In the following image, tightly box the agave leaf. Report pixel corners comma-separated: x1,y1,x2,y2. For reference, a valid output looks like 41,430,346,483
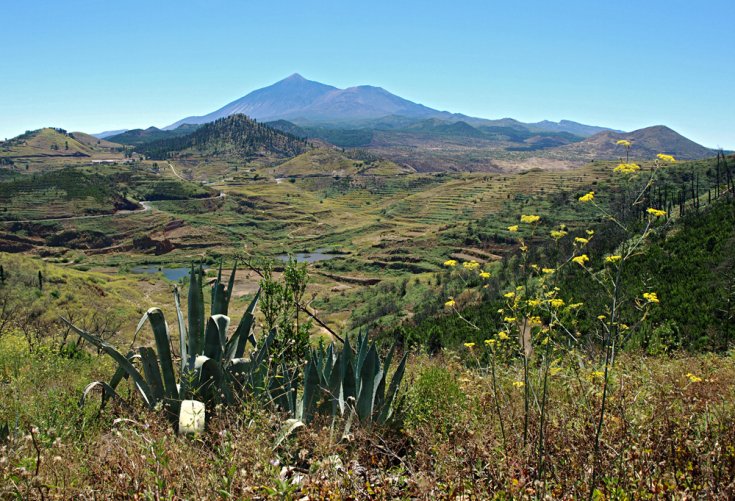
248,329,276,395
356,344,381,421
198,358,233,405
173,286,188,374
273,418,304,449
299,357,321,423
80,381,129,410
377,352,408,424
145,308,178,399
204,315,230,361
341,338,356,405
139,347,164,402
103,351,134,408
374,344,395,412
327,349,344,417
225,261,237,311
62,317,156,409
226,289,260,360
187,264,205,369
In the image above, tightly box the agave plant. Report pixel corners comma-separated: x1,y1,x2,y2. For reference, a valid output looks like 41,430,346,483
278,332,407,426
64,263,271,431
65,262,408,435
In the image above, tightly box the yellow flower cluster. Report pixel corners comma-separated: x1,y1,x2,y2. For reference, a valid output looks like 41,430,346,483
616,139,632,147
647,207,666,217
574,237,589,245
656,153,676,163
464,342,475,349
497,331,510,341
479,271,491,279
527,299,541,307
445,298,456,308
503,291,515,299
605,255,622,263
512,381,525,388
463,260,480,270
614,163,641,174
520,214,540,224
484,339,496,346
443,259,457,267
550,230,568,239
507,225,519,232
542,267,555,274
578,191,595,203
686,373,702,383
550,298,565,309
503,316,517,323
590,371,605,380
643,292,659,303
572,254,589,266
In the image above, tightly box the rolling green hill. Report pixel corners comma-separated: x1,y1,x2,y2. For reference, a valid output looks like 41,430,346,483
136,114,309,161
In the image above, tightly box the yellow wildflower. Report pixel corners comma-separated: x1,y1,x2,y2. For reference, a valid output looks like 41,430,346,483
550,298,565,309
569,302,583,309
549,366,563,377
572,254,589,266
503,291,515,299
605,255,622,263
590,371,605,380
574,237,589,245
586,229,595,236
530,264,539,270
512,381,525,388
614,163,641,174
616,139,631,147
445,298,456,308
464,342,475,349
520,214,540,224
597,315,606,321
484,339,496,346
550,230,568,239
504,317,517,323
527,299,541,307
463,260,480,270
507,225,519,232
643,292,659,303
657,153,676,163
443,259,457,267
498,331,510,340
579,191,595,203
542,267,555,274
686,373,702,383
647,207,666,218
479,271,491,279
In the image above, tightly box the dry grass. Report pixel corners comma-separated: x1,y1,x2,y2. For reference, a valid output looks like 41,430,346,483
2,348,734,499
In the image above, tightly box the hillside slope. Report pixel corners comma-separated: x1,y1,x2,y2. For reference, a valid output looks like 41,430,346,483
138,114,309,160
555,125,714,160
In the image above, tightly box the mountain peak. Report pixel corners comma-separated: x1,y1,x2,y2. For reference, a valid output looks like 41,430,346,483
283,73,306,82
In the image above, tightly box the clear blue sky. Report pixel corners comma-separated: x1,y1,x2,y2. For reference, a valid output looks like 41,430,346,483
2,0,733,148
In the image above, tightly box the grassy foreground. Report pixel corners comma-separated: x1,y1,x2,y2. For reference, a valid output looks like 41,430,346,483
1,333,734,498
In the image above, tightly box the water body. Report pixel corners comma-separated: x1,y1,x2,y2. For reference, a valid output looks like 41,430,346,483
276,250,341,263
131,265,198,281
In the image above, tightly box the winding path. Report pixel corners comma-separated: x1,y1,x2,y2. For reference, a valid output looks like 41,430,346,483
0,192,225,225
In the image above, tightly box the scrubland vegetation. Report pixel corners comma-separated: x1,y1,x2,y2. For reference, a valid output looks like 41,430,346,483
1,134,734,498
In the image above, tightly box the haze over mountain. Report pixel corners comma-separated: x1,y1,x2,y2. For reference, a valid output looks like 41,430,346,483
165,74,614,137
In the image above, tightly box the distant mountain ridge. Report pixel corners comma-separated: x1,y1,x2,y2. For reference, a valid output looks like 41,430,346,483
165,73,615,137
556,125,714,160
